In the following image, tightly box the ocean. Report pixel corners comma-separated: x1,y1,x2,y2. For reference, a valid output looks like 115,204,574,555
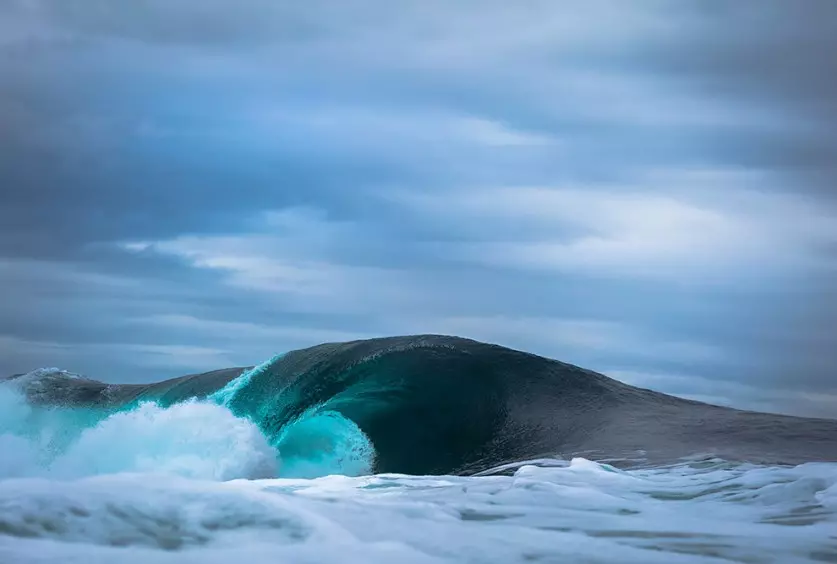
1,336,835,563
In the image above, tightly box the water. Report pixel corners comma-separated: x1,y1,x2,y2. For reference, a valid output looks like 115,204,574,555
2,336,836,563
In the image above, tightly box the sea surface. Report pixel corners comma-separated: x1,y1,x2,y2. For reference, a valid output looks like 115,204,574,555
2,336,835,563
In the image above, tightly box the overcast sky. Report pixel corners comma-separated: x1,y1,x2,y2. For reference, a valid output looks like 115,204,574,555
1,1,836,417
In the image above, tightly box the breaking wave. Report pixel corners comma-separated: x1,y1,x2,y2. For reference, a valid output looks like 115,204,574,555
4,335,837,480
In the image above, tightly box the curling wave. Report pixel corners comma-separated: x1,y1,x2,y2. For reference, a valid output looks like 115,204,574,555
4,335,837,478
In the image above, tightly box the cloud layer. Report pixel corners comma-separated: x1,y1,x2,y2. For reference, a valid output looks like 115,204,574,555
1,1,836,417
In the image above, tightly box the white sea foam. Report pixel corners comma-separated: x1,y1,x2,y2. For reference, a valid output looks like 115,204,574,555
0,459,835,563
0,386,278,481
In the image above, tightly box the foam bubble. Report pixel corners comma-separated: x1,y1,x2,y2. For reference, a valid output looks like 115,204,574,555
50,401,279,480
0,384,278,481
0,458,835,563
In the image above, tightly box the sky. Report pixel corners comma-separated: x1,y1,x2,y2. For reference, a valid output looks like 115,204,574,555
1,1,836,418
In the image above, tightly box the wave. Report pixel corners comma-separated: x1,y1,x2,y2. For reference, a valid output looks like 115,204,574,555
4,335,837,479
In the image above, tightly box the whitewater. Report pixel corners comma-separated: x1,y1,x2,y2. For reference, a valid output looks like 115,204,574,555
2,336,836,563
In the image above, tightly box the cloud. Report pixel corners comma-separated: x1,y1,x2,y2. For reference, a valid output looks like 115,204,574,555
131,314,373,346
397,173,837,282
128,211,416,315
124,204,728,371
255,108,558,150
21,1,669,50
1,0,836,417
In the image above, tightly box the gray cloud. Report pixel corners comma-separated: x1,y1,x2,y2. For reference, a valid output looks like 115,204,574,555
1,1,835,416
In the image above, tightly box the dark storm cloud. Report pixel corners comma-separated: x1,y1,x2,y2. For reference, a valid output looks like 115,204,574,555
650,1,837,396
664,2,837,115
644,2,837,188
0,44,411,257
0,1,835,414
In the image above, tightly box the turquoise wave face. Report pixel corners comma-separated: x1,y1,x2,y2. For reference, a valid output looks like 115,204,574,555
208,355,376,478
272,410,375,478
